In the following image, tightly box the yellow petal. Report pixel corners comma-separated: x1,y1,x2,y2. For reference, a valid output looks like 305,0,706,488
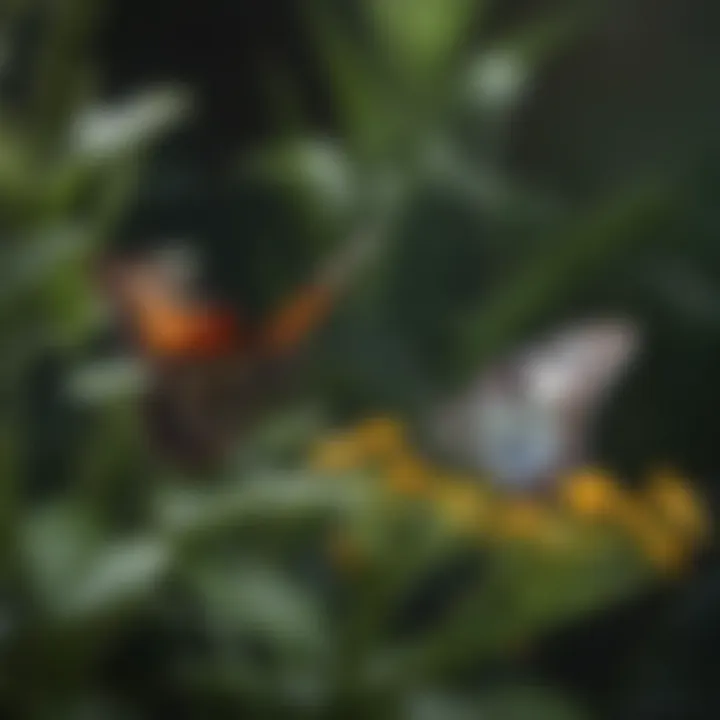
645,468,711,545
353,416,408,458
384,452,432,496
559,468,625,519
432,479,491,534
617,506,688,575
309,436,364,473
495,500,565,548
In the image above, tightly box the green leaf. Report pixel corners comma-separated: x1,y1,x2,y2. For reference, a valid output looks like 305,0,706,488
155,472,372,543
377,532,650,684
421,138,564,222
462,48,532,116
302,1,397,160
478,683,588,720
456,7,594,153
239,404,328,460
65,358,150,406
58,697,140,720
30,0,102,149
246,138,357,231
405,690,488,720
20,502,103,607
407,685,587,720
460,182,673,372
20,503,171,620
504,535,652,636
0,225,90,308
188,561,330,657
69,85,192,161
497,6,593,68
368,0,482,86
57,535,171,620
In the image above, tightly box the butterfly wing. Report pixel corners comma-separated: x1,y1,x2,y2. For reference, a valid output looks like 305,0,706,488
97,232,380,470
259,230,380,358
98,246,247,360
428,319,640,489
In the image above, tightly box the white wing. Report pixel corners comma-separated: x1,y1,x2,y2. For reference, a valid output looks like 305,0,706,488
427,318,640,488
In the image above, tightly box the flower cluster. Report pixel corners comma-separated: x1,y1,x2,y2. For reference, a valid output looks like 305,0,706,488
309,417,711,575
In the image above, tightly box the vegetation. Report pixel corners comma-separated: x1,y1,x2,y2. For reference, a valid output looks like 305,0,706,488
0,1,715,717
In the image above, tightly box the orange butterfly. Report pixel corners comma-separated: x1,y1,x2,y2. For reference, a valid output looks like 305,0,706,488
99,235,376,469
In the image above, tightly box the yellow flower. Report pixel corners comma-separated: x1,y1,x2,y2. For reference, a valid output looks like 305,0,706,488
560,468,626,520
309,435,365,473
614,501,688,575
495,500,564,547
352,416,408,459
432,478,491,534
645,468,711,545
384,451,432,496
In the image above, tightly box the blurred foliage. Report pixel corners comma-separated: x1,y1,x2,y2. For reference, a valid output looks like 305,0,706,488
0,0,717,718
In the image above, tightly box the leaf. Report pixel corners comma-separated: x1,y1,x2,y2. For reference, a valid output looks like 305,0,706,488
246,138,357,229
65,358,151,405
69,85,192,160
20,503,171,620
302,1,397,160
189,561,330,658
407,685,587,720
155,472,372,543
460,182,673,373
0,225,90,308
20,502,103,607
368,0,482,86
456,8,594,155
56,536,171,620
59,697,141,720
506,535,651,634
497,6,593,68
239,404,328,459
421,138,564,223
405,690,487,720
463,48,531,115
478,683,588,720
377,532,650,684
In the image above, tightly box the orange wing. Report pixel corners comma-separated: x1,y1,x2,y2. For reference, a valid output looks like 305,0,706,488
134,297,242,359
258,283,335,357
101,257,245,360
258,232,378,357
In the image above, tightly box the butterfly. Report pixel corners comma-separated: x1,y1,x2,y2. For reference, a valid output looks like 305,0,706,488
425,319,641,491
96,234,378,470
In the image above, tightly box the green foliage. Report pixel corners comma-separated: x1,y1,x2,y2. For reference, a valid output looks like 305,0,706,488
0,0,701,717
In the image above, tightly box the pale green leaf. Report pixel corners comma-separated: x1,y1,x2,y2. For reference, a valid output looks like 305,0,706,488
69,85,192,160
19,502,102,606
20,503,171,620
56,536,171,620
247,138,357,226
155,472,372,542
189,561,329,656
66,358,151,405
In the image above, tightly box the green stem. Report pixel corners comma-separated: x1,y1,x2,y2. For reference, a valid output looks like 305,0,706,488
30,0,103,155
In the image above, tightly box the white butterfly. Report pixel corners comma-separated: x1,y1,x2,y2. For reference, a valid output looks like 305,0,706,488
427,319,640,490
